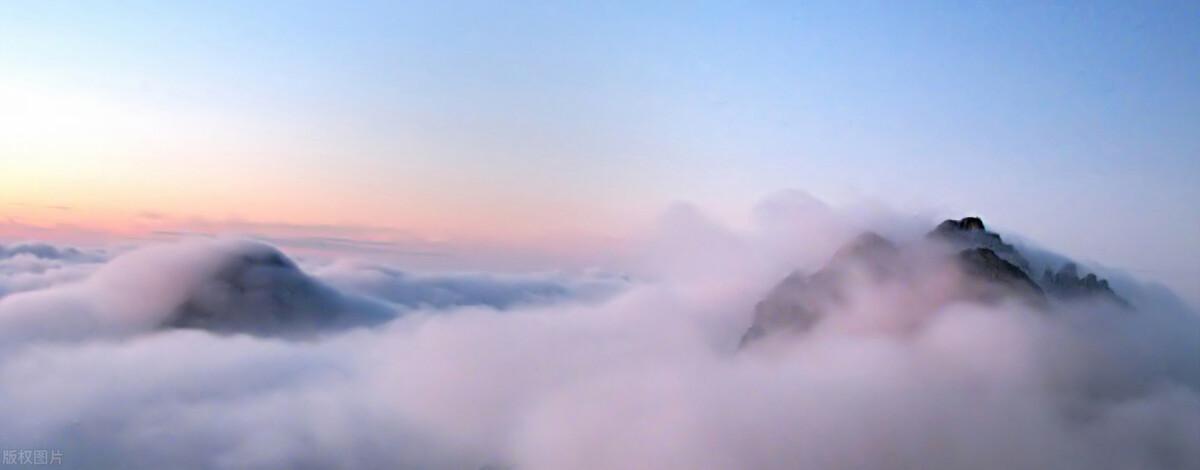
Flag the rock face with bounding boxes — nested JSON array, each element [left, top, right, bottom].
[[934, 217, 1126, 306], [955, 247, 1045, 305], [1041, 263, 1130, 308], [930, 216, 1031, 271], [161, 242, 393, 337], [742, 217, 1129, 345]]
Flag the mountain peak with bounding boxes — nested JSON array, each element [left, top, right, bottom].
[[936, 216, 987, 232], [742, 216, 1133, 346], [160, 241, 393, 336]]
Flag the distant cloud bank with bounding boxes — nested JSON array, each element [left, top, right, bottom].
[[0, 196, 1196, 469]]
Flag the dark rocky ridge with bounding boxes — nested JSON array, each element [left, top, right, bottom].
[[1042, 263, 1130, 308], [930, 216, 1031, 271], [955, 247, 1045, 305], [742, 217, 1130, 345], [935, 217, 1127, 306]]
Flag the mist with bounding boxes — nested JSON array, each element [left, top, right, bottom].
[[0, 197, 1197, 470]]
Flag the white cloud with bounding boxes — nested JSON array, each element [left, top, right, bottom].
[[0, 200, 1196, 469]]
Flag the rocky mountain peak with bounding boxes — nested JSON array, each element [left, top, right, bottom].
[[929, 216, 1031, 270], [936, 216, 987, 232], [741, 217, 1133, 346]]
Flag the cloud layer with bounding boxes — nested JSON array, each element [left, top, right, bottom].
[[0, 200, 1197, 470]]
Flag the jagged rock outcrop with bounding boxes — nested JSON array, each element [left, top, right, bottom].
[[742, 217, 1130, 345], [929, 216, 1031, 271], [1041, 263, 1130, 308], [955, 247, 1045, 305], [932, 217, 1128, 307]]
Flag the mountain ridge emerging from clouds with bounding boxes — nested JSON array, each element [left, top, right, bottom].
[[743, 217, 1130, 345], [159, 241, 395, 337]]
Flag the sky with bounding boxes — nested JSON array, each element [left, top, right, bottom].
[[2, 4, 1200, 468], [1, 1, 1198, 297]]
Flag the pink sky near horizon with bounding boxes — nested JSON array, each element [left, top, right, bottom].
[[0, 194, 637, 274], [0, 152, 645, 259]]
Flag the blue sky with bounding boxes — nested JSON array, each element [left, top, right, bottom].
[[2, 1, 1198, 297]]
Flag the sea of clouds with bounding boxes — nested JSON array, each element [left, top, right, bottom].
[[0, 193, 1197, 469]]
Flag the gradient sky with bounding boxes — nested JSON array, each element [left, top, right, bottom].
[[2, 1, 1198, 296]]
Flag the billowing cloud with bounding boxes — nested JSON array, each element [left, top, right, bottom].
[[0, 199, 1196, 470]]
